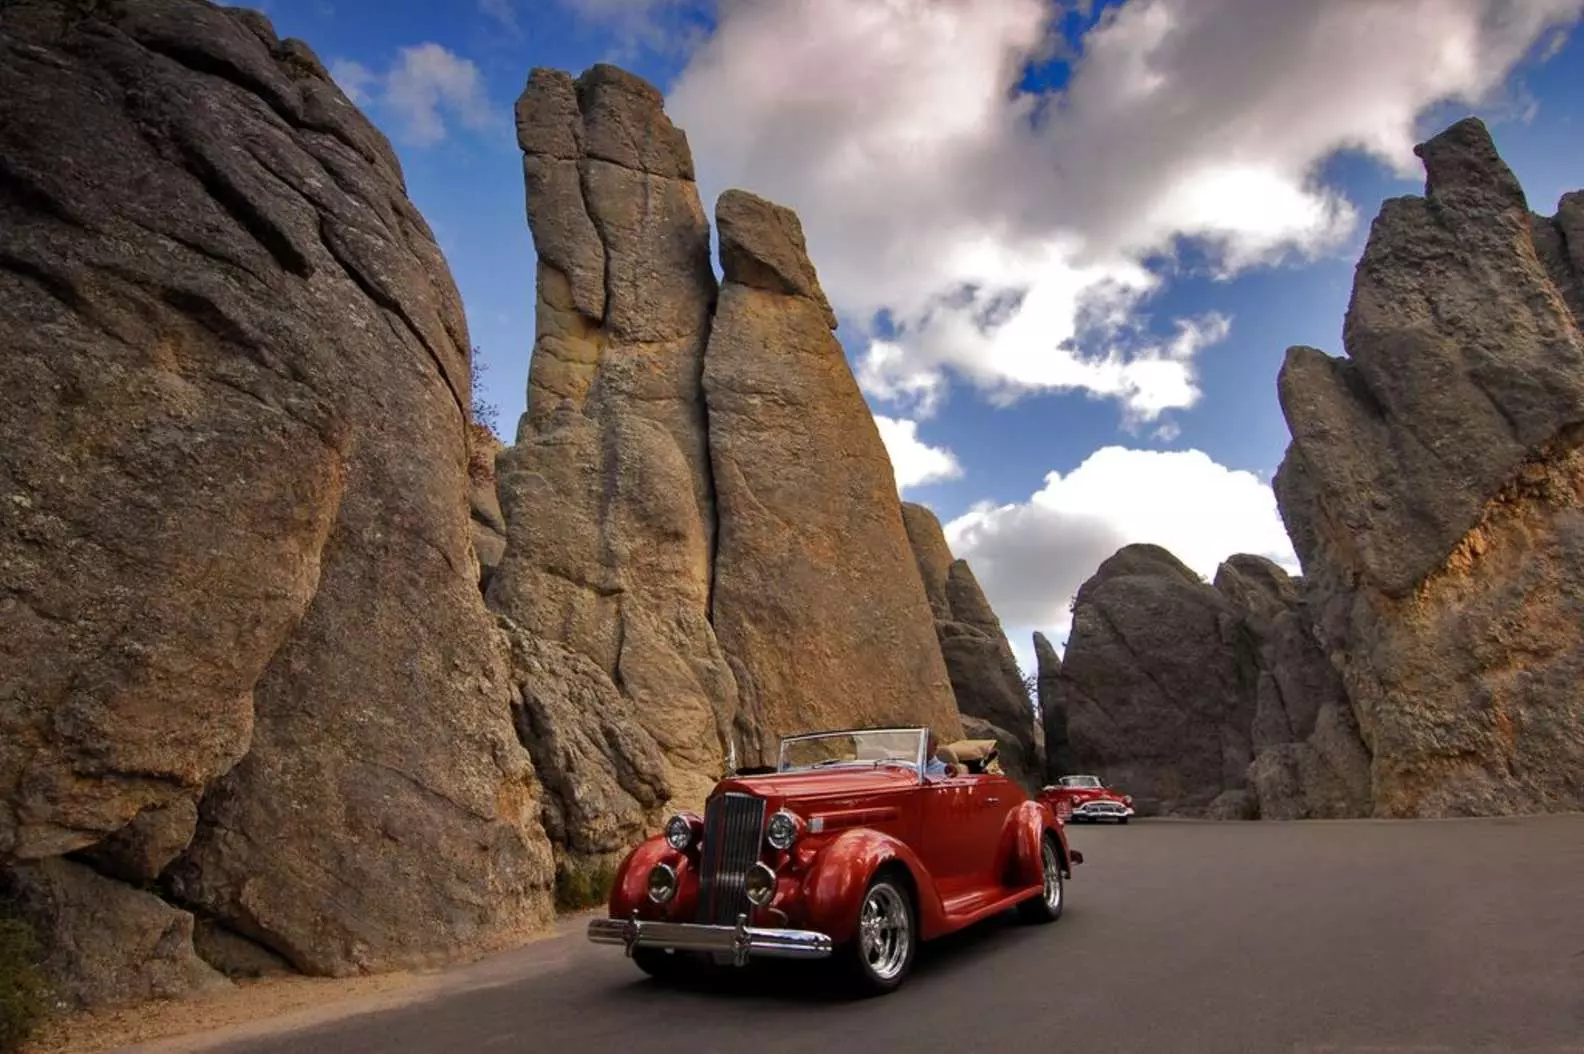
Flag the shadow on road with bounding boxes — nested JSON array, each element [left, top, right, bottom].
[[617, 908, 1049, 1004]]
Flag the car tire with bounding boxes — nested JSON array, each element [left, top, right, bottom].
[[839, 869, 917, 997], [631, 947, 692, 983], [1017, 832, 1065, 924], [1118, 816, 1130, 825]]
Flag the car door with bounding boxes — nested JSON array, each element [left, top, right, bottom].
[[917, 772, 983, 899], [963, 773, 1016, 888]]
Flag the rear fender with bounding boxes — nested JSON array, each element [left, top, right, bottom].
[[997, 801, 1071, 887], [799, 828, 947, 943]]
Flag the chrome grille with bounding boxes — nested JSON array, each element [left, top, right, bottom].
[[696, 792, 766, 925]]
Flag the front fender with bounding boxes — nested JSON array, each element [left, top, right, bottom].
[[798, 829, 948, 943], [607, 836, 698, 921]]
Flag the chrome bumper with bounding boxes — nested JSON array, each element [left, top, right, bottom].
[[588, 912, 834, 967]]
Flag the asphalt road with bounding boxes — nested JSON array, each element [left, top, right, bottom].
[[131, 816, 1584, 1054]]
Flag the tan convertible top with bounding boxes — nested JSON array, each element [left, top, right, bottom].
[[943, 738, 999, 763]]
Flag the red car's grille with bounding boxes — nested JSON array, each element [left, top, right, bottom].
[[696, 792, 766, 925]]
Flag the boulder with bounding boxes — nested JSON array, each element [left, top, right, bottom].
[[0, 0, 554, 985], [900, 504, 1040, 787], [1053, 544, 1258, 816], [1, 858, 230, 1009], [487, 65, 736, 859], [703, 191, 962, 762], [1273, 117, 1584, 817]]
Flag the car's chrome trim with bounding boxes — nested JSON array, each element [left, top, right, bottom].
[[589, 911, 834, 967]]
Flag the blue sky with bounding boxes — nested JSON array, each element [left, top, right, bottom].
[[250, 0, 1584, 669]]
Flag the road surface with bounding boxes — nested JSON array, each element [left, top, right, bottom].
[[122, 816, 1584, 1054]]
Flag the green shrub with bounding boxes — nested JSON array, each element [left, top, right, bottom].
[[0, 916, 49, 1053], [554, 860, 617, 913]]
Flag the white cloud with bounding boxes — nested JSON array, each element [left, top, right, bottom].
[[874, 415, 963, 493], [329, 44, 497, 148], [665, 0, 1584, 422], [942, 447, 1299, 653], [559, 0, 708, 58]]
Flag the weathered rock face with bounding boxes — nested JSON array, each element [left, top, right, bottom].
[[1, 0, 552, 989], [900, 504, 1039, 786], [1213, 556, 1371, 820], [704, 191, 962, 763], [1053, 545, 1258, 816], [486, 65, 737, 869], [1034, 632, 1075, 780], [1273, 117, 1584, 817]]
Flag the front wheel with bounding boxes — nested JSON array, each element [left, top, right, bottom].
[[1017, 833, 1065, 924], [838, 870, 917, 996], [631, 947, 693, 983]]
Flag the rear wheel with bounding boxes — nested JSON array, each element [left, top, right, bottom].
[[839, 870, 917, 996], [1018, 832, 1065, 924]]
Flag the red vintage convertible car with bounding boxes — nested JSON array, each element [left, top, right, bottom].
[[1038, 774, 1135, 823], [587, 726, 1083, 994]]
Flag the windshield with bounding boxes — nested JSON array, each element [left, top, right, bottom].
[[777, 728, 927, 774], [1060, 776, 1102, 788]]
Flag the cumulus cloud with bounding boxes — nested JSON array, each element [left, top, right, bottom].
[[664, 0, 1584, 422], [329, 44, 497, 147], [943, 447, 1299, 653], [874, 416, 963, 493]]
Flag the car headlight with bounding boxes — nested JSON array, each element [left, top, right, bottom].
[[766, 810, 799, 850], [664, 813, 695, 850], [745, 862, 776, 906], [647, 863, 678, 904]]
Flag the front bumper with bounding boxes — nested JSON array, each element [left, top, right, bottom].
[[1072, 803, 1134, 820], [588, 912, 834, 968]]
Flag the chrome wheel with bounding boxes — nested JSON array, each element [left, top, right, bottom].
[[1019, 833, 1064, 924], [1041, 839, 1062, 912], [858, 881, 912, 982]]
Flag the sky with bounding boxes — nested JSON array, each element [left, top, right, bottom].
[[250, 0, 1584, 677]]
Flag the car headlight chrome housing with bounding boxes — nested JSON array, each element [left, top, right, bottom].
[[766, 809, 800, 851], [664, 812, 698, 850], [647, 862, 678, 904], [745, 862, 776, 906]]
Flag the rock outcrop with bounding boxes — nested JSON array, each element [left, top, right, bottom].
[[703, 191, 962, 763], [486, 65, 738, 876], [1273, 117, 1584, 817], [1, 0, 552, 995], [1213, 556, 1371, 819], [900, 504, 1039, 786], [1052, 545, 1258, 816], [469, 425, 508, 590]]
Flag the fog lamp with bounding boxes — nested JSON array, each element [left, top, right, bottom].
[[745, 862, 776, 906], [647, 862, 678, 904]]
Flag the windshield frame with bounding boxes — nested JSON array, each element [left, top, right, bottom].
[[775, 727, 929, 783]]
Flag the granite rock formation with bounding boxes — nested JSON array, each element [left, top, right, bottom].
[[1213, 556, 1371, 820], [1052, 545, 1259, 816], [1, 0, 553, 996], [900, 504, 1040, 786], [703, 191, 963, 763], [1034, 632, 1075, 779], [486, 65, 738, 873], [469, 425, 508, 590], [1273, 117, 1584, 817]]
